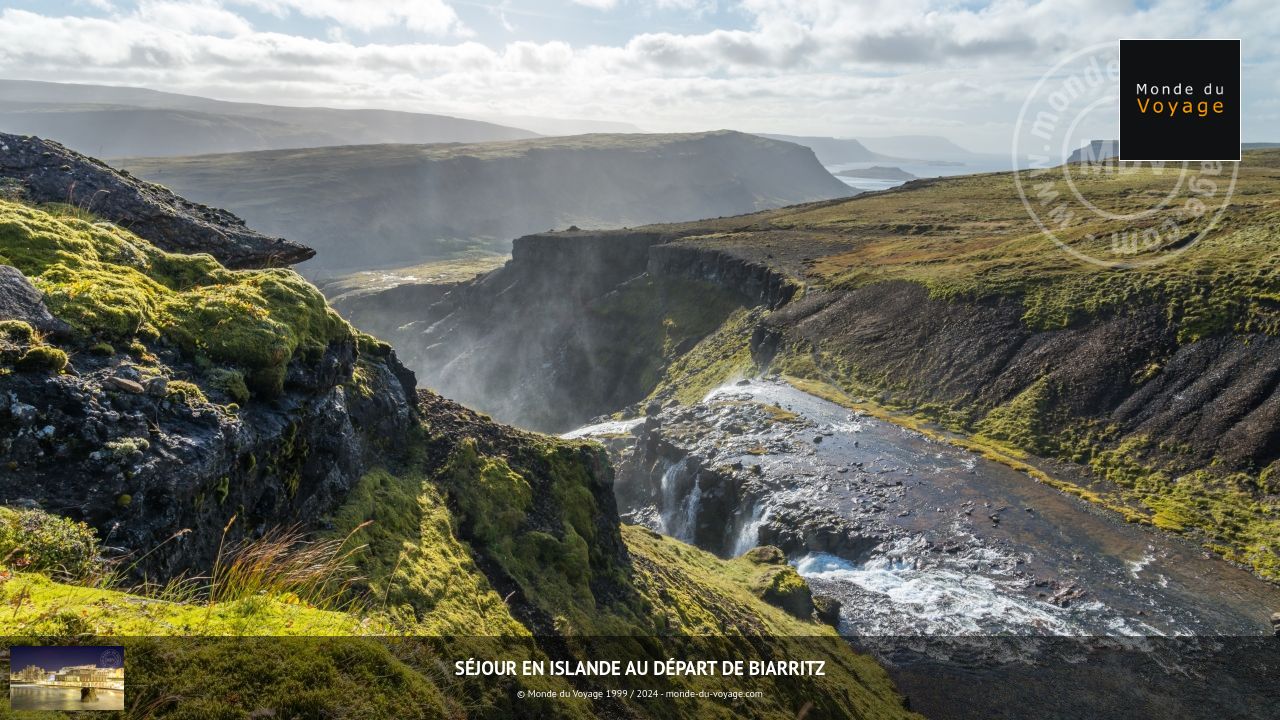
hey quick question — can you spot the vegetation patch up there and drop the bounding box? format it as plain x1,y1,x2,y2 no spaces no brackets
0,199,356,399
646,308,759,406
0,507,101,581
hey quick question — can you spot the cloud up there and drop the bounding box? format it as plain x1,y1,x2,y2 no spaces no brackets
229,0,467,35
0,1,1274,151
137,1,253,36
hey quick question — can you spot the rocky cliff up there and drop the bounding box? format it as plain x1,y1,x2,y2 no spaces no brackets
377,218,805,432
386,152,1280,582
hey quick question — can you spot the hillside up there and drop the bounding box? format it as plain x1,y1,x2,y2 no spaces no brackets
0,79,537,157
0,134,915,719
375,151,1280,584
119,131,855,275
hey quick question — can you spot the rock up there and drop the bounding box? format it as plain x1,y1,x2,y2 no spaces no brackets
0,265,73,338
743,545,787,565
1271,612,1279,636
0,133,312,268
144,376,168,397
812,594,842,627
105,376,145,394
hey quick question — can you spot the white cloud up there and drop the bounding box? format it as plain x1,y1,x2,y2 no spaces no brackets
229,0,467,35
569,0,620,10
0,1,1274,151
137,0,253,36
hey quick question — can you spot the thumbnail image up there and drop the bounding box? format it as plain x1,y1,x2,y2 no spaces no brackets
9,646,124,712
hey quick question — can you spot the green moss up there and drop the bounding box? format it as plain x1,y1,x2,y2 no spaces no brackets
89,340,115,356
750,564,814,619
447,439,532,544
13,345,67,373
104,436,150,459
0,319,34,344
166,379,208,405
0,573,377,636
327,467,528,636
0,199,356,399
346,362,376,399
0,507,100,580
207,367,250,404
647,307,758,406
975,377,1057,455
116,493,133,508
356,331,393,358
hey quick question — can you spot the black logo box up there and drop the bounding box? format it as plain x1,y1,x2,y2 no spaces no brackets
1119,39,1240,161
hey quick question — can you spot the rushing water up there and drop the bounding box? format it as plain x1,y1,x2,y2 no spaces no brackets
570,378,1280,718
582,379,1280,637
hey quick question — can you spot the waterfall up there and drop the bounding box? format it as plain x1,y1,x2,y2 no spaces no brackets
676,478,703,543
732,504,768,557
658,458,689,535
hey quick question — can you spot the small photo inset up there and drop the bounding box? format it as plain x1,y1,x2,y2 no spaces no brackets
9,646,124,712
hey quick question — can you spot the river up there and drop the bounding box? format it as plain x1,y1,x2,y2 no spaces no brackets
568,378,1280,718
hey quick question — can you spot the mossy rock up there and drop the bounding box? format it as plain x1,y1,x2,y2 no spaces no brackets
751,565,814,619
0,318,35,344
166,379,208,405
356,332,393,358
14,345,67,373
207,367,250,404
742,544,787,565
0,199,355,400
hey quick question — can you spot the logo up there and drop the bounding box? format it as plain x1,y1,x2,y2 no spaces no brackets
99,648,123,668
1012,42,1238,268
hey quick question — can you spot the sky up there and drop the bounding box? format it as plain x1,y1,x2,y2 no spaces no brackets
0,0,1275,153
10,645,124,671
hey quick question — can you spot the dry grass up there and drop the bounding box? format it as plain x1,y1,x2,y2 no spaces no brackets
208,516,372,611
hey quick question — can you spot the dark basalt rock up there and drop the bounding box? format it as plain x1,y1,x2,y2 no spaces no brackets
0,264,70,338
0,335,419,579
0,133,313,269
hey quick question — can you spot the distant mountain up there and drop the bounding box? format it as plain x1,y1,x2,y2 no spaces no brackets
837,166,916,181
1068,140,1119,163
472,115,644,135
858,135,977,161
757,134,888,164
0,79,536,156
119,130,855,275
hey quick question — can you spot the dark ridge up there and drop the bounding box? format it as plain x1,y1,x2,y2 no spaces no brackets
0,132,313,268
